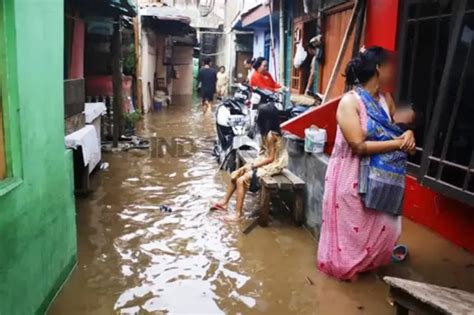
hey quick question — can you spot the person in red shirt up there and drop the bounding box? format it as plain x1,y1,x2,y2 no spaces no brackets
249,57,281,92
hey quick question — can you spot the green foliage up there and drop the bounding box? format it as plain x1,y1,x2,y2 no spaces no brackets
123,44,136,75
124,111,140,130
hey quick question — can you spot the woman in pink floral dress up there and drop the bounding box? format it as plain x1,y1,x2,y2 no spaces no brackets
317,47,416,280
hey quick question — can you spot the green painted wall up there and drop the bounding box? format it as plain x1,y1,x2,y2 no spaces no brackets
284,0,294,89
0,1,77,314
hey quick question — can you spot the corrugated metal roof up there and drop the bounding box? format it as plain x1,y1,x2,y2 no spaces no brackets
68,0,137,17
139,4,192,24
109,0,137,16
139,2,223,29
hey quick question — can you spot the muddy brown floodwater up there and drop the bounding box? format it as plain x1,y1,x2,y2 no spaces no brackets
49,96,438,315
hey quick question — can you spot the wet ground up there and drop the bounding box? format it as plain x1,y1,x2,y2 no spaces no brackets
49,96,474,315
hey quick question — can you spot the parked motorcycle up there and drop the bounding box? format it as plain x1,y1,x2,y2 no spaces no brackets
248,87,289,137
214,84,310,172
214,83,259,171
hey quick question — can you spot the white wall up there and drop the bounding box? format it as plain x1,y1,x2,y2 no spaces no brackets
214,34,227,69
226,32,237,85
141,29,157,113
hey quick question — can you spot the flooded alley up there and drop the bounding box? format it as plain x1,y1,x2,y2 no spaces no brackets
48,97,474,315
49,98,393,314
3,1,474,314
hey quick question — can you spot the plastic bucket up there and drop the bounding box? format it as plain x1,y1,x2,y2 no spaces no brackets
153,101,162,111
305,127,326,153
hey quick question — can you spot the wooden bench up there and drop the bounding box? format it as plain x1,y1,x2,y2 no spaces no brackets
384,276,474,315
237,149,305,227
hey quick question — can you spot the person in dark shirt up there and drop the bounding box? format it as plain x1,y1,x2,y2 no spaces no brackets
197,57,217,114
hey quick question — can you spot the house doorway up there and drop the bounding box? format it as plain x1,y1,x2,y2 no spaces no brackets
291,19,317,94
235,52,253,83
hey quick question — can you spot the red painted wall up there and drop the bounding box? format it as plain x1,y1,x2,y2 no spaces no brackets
85,75,134,112
365,0,399,51
85,75,133,97
69,18,85,79
365,0,474,252
404,177,474,252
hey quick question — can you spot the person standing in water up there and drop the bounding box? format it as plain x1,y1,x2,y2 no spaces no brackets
197,57,217,114
317,46,416,281
216,66,229,99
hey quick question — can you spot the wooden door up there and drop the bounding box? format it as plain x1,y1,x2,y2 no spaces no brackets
235,52,253,82
291,22,304,94
291,19,318,94
319,7,355,100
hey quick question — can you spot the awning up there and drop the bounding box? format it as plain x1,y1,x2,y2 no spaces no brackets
140,4,196,37
109,0,137,17
140,5,192,24
141,18,196,37
69,0,137,17
139,2,223,29
240,3,278,29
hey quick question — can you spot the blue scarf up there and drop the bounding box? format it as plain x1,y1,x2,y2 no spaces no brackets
356,87,407,216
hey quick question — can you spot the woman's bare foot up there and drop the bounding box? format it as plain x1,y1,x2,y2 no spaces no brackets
210,201,227,211
222,214,243,222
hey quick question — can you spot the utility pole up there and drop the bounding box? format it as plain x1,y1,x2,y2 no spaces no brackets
267,1,277,79
112,16,124,148
133,15,143,113
279,0,285,84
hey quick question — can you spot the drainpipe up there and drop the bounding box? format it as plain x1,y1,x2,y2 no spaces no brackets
279,0,285,84
267,2,277,79
112,16,124,148
227,32,233,85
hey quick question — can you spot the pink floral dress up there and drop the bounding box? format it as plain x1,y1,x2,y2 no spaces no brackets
317,92,401,280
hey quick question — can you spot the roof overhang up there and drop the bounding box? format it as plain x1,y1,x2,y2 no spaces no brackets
139,3,223,29
68,0,137,17
139,5,192,24
140,4,196,37
240,2,278,29
109,0,137,17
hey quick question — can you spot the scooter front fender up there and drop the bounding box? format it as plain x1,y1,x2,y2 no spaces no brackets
233,136,259,151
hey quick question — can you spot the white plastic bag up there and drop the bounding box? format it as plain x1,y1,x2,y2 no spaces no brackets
293,43,308,69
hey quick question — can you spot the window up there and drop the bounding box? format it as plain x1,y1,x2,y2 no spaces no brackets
264,31,271,62
0,0,22,194
397,0,474,205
